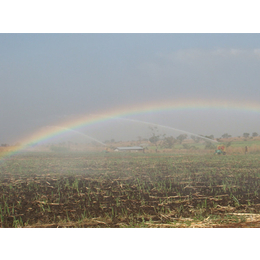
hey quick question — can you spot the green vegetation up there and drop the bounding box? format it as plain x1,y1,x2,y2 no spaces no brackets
0,150,260,228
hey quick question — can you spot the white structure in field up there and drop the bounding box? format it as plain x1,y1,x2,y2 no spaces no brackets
114,146,144,152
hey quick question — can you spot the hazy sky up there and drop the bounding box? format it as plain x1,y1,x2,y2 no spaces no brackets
1,34,260,144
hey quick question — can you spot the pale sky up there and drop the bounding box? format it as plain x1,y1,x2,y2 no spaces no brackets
1,34,260,144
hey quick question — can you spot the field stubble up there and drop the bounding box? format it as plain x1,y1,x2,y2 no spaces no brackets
0,152,260,228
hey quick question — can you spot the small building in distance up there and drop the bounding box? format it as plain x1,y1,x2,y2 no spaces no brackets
114,146,144,152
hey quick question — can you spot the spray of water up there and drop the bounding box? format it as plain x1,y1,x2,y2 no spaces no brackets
45,126,107,146
111,117,218,143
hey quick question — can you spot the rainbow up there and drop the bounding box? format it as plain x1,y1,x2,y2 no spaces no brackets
1,98,260,159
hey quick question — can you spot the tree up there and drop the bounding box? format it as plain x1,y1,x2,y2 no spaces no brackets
148,126,161,148
222,133,231,139
205,135,214,140
191,135,201,143
243,133,250,138
162,136,176,149
252,132,258,137
176,134,187,144
149,135,159,145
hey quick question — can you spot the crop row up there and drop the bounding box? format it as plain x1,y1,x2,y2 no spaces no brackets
0,152,259,227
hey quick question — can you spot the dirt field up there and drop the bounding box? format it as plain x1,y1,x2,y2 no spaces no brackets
0,151,260,228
